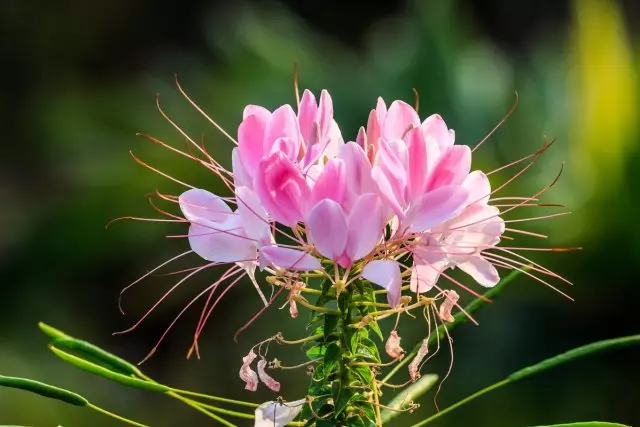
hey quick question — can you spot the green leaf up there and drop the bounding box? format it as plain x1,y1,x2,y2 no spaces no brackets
0,375,88,406
408,334,640,427
355,337,381,363
351,366,373,385
324,314,339,340
368,319,384,342
509,335,640,382
306,344,327,360
323,342,342,375
332,381,355,415
528,424,629,427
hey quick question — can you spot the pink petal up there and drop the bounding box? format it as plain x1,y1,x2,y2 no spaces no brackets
338,142,378,209
317,89,333,138
406,127,429,202
239,349,259,391
260,246,321,271
243,105,271,121
297,89,318,143
257,359,280,392
311,158,346,206
366,108,381,152
438,290,459,322
382,100,420,141
422,114,454,151
346,194,384,261
238,114,268,176
427,145,471,190
372,166,405,219
462,170,491,205
236,186,270,242
385,330,405,359
232,147,253,189
410,246,448,293
269,137,300,162
179,189,232,223
376,140,407,207
255,152,310,227
361,260,402,307
355,126,367,150
307,199,348,260
188,219,257,263
404,186,469,232
457,256,500,287
264,105,300,157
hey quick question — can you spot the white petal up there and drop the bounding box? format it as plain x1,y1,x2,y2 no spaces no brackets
254,399,306,427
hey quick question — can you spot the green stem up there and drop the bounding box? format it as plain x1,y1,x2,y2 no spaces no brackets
169,388,259,408
189,401,255,420
408,379,509,427
87,403,149,427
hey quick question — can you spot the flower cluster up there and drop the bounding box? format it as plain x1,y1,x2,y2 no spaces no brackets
119,82,570,416
178,90,505,311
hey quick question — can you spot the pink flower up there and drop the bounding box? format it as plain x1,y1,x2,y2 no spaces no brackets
239,349,259,391
235,90,343,189
257,359,280,392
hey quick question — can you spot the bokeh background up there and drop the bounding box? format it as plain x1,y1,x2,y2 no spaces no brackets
1,0,639,425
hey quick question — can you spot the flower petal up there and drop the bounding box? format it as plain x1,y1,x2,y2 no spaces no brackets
297,89,317,143
422,114,454,151
339,142,378,209
264,105,300,157
236,186,270,242
254,399,306,427
427,145,471,190
188,219,257,264
238,114,269,176
179,189,232,223
410,246,449,293
462,170,491,205
457,256,500,287
232,147,253,189
239,349,258,392
404,186,468,232
260,246,321,271
382,100,420,141
307,199,348,260
257,359,280,392
311,158,346,206
346,194,384,261
361,260,402,307
255,152,310,227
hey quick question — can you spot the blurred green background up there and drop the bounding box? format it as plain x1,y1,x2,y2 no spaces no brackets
1,0,639,425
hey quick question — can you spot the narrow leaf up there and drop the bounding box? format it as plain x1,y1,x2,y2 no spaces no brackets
0,375,88,406
381,374,438,423
509,335,640,382
528,423,629,427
